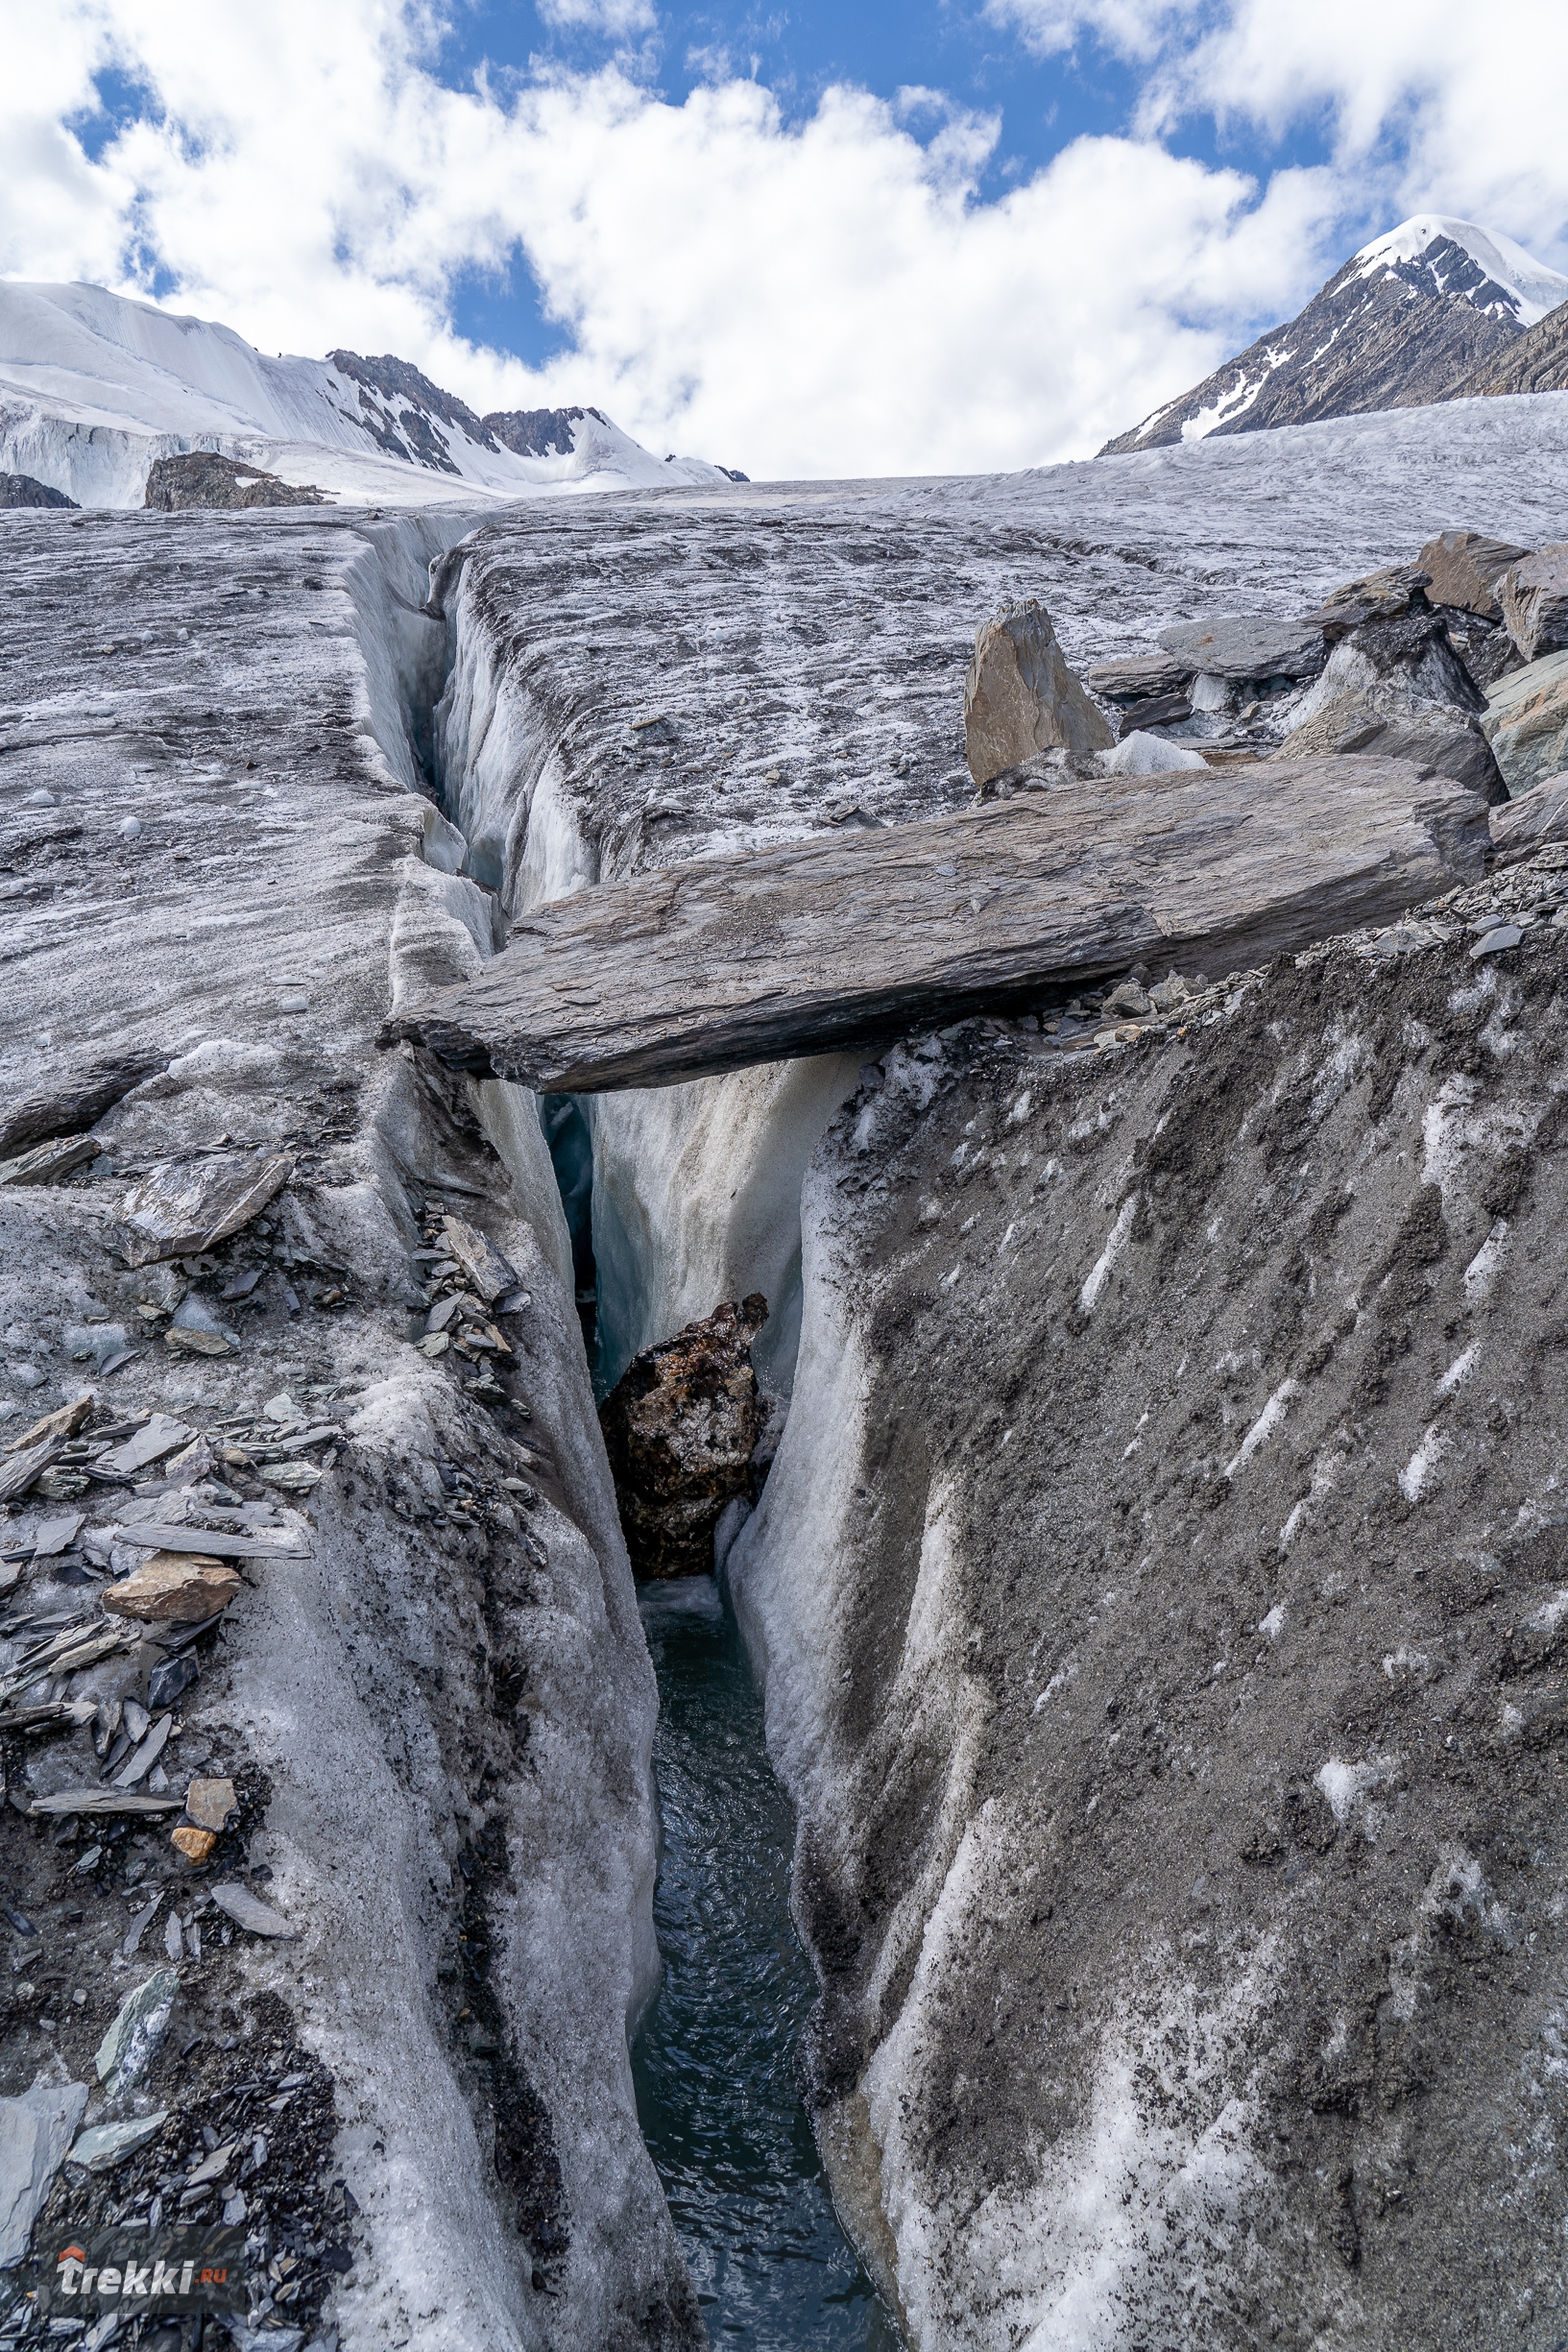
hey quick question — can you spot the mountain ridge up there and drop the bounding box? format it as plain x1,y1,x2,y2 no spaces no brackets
0,279,747,508
1101,215,1568,456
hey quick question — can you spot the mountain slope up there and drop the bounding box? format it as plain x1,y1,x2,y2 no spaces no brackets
1452,299,1568,399
0,279,746,508
1101,216,1568,456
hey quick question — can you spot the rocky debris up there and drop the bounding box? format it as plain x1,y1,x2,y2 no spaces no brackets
1417,528,1532,620
103,1551,241,1622
0,1046,168,1163
95,1966,180,2093
439,1213,519,1307
0,472,78,510
5,1397,94,1455
599,1296,769,1578
1482,648,1568,794
411,1206,524,1381
1499,544,1568,661
119,1152,295,1267
0,2079,88,2266
389,757,1489,1092
92,1412,194,1480
1454,297,1568,398
142,453,332,510
962,600,1113,784
1491,770,1568,861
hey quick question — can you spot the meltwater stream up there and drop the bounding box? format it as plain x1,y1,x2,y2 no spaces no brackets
632,1578,896,2349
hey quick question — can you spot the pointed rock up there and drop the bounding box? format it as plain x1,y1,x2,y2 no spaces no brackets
963,600,1113,785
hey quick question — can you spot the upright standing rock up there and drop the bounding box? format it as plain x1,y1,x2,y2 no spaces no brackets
1499,546,1568,662
1417,530,1532,621
963,599,1113,785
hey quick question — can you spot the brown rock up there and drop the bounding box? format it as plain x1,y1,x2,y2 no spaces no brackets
170,1826,217,1864
184,1775,237,1830
102,1552,241,1622
1500,546,1568,663
599,1296,769,1578
1417,530,1532,622
963,599,1113,785
143,452,331,510
5,1394,93,1454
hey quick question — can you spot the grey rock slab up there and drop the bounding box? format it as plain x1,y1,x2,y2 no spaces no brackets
439,1214,519,1307
389,758,1490,1093
29,1788,182,1817
1274,691,1506,802
1499,545,1568,662
1490,770,1568,863
1157,616,1326,683
0,1133,100,1186
67,2110,169,2172
0,1437,65,1506
32,1511,84,1557
1482,648,1568,794
1470,924,1524,957
95,1966,180,2089
0,2079,90,2266
119,1151,295,1267
111,1711,172,1786
962,599,1113,784
208,1882,299,1939
112,1522,300,1558
94,1415,194,1480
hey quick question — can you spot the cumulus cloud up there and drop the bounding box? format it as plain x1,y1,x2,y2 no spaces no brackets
536,0,658,35
0,0,1561,479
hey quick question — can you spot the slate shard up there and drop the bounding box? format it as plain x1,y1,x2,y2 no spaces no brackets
599,1296,769,1578
120,1152,294,1265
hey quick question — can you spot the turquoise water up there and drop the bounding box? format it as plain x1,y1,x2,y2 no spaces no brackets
632,1578,898,2349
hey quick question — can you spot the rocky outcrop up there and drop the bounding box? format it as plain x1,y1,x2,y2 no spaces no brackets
1483,648,1568,793
1490,768,1568,860
1272,691,1506,800
1499,545,1568,661
0,472,76,509
1451,300,1568,398
598,1295,769,1577
963,599,1112,783
142,452,331,510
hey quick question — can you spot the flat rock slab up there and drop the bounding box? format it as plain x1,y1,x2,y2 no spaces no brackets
390,755,1489,1092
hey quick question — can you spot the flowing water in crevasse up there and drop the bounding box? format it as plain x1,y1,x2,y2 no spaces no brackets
632,1577,898,2349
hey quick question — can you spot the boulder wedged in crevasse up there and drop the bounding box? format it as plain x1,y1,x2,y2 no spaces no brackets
599,1294,769,1577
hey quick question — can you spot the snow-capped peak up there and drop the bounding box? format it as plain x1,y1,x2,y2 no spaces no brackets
1352,214,1568,328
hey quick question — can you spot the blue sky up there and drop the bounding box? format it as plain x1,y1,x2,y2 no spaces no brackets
436,0,1341,367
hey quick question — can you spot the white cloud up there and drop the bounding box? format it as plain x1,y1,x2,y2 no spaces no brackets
0,0,1562,480
536,0,658,35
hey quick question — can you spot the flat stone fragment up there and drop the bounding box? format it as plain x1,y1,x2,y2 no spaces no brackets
0,2079,89,2267
67,2112,169,2173
963,599,1113,783
103,1550,240,1623
33,1512,85,1556
4,1395,94,1454
1483,648,1568,794
1471,924,1524,957
95,1967,180,2090
30,1788,182,1816
0,1133,100,1187
185,1774,238,1830
119,1151,294,1267
387,756,1490,1093
1157,616,1326,682
93,1413,194,1480
439,1214,519,1305
0,1438,65,1506
113,1522,297,1559
208,1881,298,1938
1499,545,1568,661
1418,529,1532,622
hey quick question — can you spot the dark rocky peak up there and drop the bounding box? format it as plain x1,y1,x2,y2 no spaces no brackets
483,405,606,459
327,349,499,471
1381,230,1532,321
